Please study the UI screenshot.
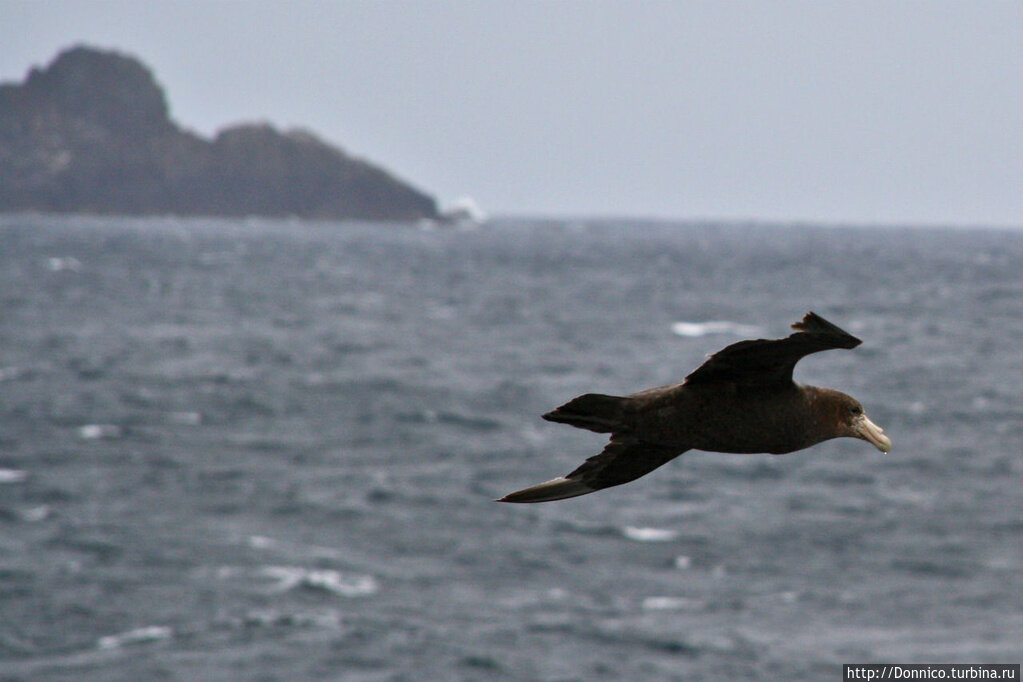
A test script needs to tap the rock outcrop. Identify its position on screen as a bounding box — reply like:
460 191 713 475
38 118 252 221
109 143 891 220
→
0 46 438 221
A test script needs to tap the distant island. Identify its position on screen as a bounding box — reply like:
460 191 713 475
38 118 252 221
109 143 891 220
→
0 45 439 221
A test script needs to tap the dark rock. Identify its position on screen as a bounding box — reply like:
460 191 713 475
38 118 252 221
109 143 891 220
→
0 45 438 221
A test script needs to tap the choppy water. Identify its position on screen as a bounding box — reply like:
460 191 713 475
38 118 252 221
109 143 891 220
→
0 215 1021 681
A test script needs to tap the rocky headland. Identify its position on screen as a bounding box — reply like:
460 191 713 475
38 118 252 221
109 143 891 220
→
0 46 438 221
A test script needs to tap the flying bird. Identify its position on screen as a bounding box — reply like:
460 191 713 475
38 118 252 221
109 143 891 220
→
499 312 890 503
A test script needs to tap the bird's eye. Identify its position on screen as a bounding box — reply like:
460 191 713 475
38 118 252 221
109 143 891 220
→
850 405 863 416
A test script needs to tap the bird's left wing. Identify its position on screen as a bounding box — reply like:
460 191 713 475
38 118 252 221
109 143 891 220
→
683 312 861 387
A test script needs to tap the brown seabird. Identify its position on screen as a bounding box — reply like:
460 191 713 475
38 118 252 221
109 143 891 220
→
499 312 891 503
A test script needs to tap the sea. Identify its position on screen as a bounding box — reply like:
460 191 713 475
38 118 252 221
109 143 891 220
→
0 215 1020 681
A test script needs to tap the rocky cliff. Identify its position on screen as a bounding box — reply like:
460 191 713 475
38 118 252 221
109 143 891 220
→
0 46 438 221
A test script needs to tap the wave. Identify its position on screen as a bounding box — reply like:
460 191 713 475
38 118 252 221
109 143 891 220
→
393 409 502 430
77 424 123 440
97 625 172 650
0 468 28 483
209 565 380 597
226 608 343 630
670 321 764 338
622 526 679 542
641 596 702 611
262 566 380 597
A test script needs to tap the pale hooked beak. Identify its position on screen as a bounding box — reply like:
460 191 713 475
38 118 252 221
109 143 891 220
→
856 414 891 453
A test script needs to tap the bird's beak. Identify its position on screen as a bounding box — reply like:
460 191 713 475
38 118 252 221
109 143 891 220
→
856 414 891 453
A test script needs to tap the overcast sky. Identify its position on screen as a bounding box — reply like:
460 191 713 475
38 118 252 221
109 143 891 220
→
2 1 1021 226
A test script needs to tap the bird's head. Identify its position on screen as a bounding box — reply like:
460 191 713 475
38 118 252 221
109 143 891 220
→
829 392 891 453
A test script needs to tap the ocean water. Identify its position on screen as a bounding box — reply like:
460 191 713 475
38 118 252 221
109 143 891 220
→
0 215 1020 681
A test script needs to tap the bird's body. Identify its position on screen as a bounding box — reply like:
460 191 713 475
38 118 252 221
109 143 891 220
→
499 312 890 503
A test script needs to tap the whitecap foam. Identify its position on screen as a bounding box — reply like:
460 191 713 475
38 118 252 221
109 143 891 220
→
906 401 927 415
440 196 487 224
18 505 51 522
670 321 763 338
0 469 28 484
97 625 172 650
622 526 678 542
641 596 699 611
261 566 379 597
247 535 277 550
878 485 936 508
77 424 123 440
46 256 82 272
167 411 202 425
0 366 25 382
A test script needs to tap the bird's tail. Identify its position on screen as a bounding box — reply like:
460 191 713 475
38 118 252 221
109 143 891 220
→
541 393 628 433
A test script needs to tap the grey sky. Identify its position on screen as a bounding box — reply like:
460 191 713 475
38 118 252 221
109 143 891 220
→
3 1 1021 226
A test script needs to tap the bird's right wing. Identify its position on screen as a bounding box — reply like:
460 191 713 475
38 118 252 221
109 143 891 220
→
498 437 684 503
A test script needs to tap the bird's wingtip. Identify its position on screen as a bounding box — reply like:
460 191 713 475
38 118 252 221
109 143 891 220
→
792 311 861 347
496 477 595 503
